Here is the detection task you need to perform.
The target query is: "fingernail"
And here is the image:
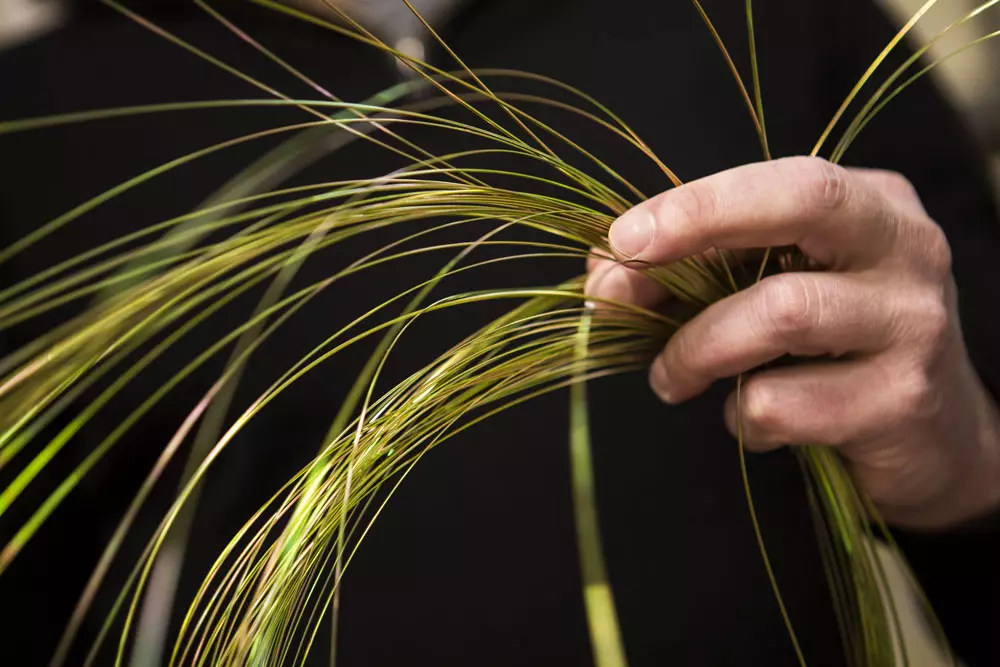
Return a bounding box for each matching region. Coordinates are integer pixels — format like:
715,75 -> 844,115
648,357 -> 677,404
609,207 -> 656,261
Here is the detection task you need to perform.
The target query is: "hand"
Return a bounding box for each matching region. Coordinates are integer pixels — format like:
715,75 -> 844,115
585,156 -> 1000,531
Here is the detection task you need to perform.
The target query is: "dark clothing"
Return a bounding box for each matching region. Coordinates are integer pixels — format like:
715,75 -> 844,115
0,1 -> 997,665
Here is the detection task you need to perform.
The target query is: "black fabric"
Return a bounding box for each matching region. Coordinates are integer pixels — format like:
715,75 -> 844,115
0,1 -> 997,665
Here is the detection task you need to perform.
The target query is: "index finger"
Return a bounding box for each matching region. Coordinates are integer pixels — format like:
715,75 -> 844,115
605,156 -> 901,273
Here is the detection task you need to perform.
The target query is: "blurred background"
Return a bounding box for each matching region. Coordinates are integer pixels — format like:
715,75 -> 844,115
0,2 -> 995,666
4,0 -> 1000,169
879,0 -> 1000,195
4,0 -> 999,192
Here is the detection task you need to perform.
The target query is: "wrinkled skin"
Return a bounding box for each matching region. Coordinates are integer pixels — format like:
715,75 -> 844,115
586,156 -> 1000,530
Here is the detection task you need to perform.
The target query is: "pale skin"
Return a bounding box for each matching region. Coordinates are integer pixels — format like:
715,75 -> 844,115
585,156 -> 1000,531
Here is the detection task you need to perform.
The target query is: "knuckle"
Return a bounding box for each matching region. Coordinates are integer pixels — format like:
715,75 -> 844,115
893,363 -> 940,418
907,289 -> 952,349
756,274 -> 816,341
883,170 -> 919,200
662,180 -> 716,230
919,223 -> 953,280
789,156 -> 851,214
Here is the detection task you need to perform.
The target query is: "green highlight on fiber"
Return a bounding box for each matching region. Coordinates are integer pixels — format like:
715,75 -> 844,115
0,0 -> 988,665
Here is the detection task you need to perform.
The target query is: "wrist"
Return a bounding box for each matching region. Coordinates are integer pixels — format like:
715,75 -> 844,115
888,384 -> 1000,532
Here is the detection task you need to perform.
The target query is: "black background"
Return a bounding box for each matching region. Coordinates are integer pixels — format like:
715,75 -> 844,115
1,1 -> 998,665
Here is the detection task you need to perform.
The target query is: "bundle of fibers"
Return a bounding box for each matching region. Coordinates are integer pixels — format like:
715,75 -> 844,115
1,0 -> 997,665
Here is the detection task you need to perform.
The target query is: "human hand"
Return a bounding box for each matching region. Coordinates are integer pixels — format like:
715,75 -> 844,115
586,156 -> 1000,530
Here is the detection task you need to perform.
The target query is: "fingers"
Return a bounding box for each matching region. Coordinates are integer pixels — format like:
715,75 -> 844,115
850,168 -> 928,219
647,272 -> 892,404
604,156 -> 902,274
584,247 -> 756,311
721,360 -> 903,452
583,254 -> 668,310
